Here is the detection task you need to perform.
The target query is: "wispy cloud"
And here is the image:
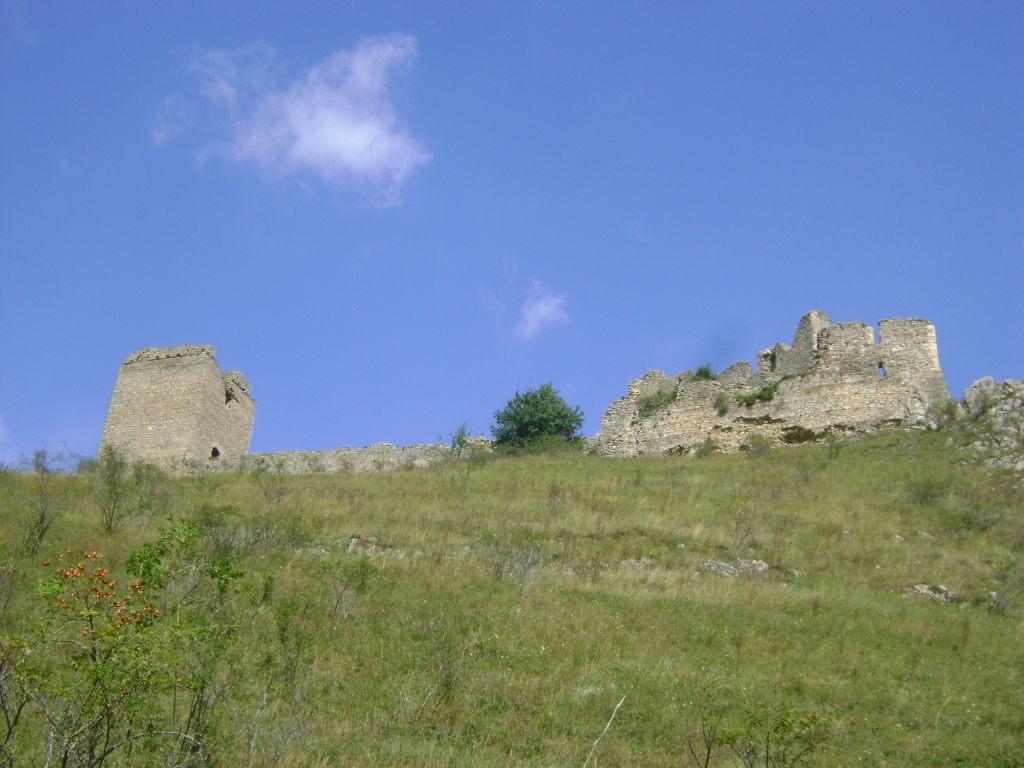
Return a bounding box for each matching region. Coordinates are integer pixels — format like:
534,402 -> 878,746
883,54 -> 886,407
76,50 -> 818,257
2,0 -> 36,46
190,42 -> 281,112
166,35 -> 430,204
515,285 -> 569,340
627,218 -> 650,244
151,94 -> 194,147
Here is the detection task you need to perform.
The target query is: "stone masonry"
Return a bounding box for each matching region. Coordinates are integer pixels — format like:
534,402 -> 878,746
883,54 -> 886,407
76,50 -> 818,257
100,345 -> 255,469
214,436 -> 492,475
100,312 -> 963,472
591,311 -> 951,456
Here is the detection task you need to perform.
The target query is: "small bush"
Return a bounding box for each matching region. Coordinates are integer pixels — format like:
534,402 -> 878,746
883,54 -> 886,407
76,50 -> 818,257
696,437 -> 718,458
737,382 -> 779,408
745,434 -> 773,457
908,474 -> 952,507
928,398 -> 961,431
636,388 -> 678,420
94,444 -> 130,532
714,392 -> 730,416
449,423 -> 470,457
17,450 -> 69,555
695,365 -> 715,382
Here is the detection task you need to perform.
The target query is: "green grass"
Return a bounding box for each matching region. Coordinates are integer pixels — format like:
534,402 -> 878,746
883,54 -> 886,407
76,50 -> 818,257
1,432 -> 1023,766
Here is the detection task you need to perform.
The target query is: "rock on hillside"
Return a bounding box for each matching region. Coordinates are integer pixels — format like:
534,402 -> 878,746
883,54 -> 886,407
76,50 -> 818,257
958,378 -> 1024,472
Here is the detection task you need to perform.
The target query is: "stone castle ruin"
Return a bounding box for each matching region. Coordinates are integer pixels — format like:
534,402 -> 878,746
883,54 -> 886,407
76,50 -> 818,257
591,311 -> 951,456
100,311 -> 960,472
100,345 -> 255,469
99,344 -> 460,473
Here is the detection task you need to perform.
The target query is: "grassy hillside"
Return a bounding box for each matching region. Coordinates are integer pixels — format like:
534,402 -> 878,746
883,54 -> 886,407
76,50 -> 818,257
1,432 -> 1022,766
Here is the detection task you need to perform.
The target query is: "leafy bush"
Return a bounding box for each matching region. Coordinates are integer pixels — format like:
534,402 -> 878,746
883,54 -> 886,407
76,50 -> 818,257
737,382 -> 779,408
695,365 -> 715,382
636,388 -> 678,420
448,422 -> 472,459
491,384 -> 584,447
2,523 -> 247,766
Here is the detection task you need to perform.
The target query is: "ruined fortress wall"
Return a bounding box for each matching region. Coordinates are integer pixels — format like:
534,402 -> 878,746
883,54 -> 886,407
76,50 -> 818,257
212,441 -> 459,474
100,345 -> 254,468
814,323 -> 879,379
593,311 -> 951,457
758,310 -> 830,379
879,319 -> 949,401
204,436 -> 494,475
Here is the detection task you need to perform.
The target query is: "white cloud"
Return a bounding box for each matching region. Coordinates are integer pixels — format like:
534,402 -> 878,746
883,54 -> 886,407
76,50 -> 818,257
183,35 -> 430,203
515,286 -> 569,340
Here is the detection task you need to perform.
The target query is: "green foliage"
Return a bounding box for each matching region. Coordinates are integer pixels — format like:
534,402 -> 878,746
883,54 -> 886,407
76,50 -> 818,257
449,423 -> 470,458
91,446 -> 171,532
737,382 -> 779,408
321,556 -> 378,627
714,392 -> 731,417
16,450 -> 70,555
696,436 -> 719,458
635,387 -> 678,420
928,398 -> 961,430
491,383 -> 583,447
2,526 -> 246,766
744,434 -> 774,457
94,444 -> 130,532
0,432 -> 1022,765
724,704 -> 832,767
695,365 -> 715,382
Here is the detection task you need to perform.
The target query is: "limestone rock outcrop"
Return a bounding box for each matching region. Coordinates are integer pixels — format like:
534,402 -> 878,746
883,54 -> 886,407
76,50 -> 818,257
957,377 -> 1024,472
591,311 -> 951,456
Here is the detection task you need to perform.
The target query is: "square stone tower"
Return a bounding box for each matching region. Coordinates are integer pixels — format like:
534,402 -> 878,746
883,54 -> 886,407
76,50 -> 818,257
99,345 -> 254,469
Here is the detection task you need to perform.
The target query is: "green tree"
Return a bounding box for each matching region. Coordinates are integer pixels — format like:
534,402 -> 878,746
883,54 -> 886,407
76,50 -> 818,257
491,384 -> 584,447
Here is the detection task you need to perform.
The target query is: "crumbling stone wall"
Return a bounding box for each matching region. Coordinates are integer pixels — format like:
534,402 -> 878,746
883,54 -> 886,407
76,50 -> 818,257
100,345 -> 254,469
209,436 -> 492,475
591,311 -> 951,457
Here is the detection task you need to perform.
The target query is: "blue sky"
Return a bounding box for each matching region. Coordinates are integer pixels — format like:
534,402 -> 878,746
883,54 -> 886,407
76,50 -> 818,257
1,1 -> 1021,462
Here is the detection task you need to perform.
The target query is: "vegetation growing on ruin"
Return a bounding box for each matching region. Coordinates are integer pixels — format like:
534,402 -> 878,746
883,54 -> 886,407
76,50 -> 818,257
635,387 -> 679,420
694,364 -> 716,381
737,381 -> 780,407
1,432 -> 1022,766
714,391 -> 731,416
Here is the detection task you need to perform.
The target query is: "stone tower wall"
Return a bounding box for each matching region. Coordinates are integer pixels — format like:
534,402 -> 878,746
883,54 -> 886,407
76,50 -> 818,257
878,319 -> 949,401
100,345 -> 254,469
